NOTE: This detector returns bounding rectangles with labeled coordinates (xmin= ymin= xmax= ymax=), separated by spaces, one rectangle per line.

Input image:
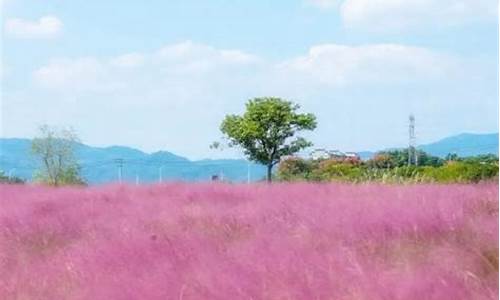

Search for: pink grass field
xmin=0 ymin=183 xmax=498 ymax=300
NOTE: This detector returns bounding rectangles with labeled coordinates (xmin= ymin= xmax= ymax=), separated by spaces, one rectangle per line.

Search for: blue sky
xmin=1 ymin=0 xmax=498 ymax=159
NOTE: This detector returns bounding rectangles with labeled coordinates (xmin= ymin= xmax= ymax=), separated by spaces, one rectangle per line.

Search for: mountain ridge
xmin=0 ymin=138 xmax=267 ymax=183
xmin=357 ymin=132 xmax=498 ymax=160
xmin=1 ymin=132 xmax=497 ymax=183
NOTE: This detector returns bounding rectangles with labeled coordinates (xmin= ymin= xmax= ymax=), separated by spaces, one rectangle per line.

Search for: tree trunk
xmin=267 ymin=164 xmax=273 ymax=183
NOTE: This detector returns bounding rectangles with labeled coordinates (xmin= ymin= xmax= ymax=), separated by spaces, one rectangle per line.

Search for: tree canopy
xmin=367 ymin=149 xmax=444 ymax=168
xmin=220 ymin=97 xmax=317 ymax=182
xmin=31 ymin=125 xmax=85 ymax=186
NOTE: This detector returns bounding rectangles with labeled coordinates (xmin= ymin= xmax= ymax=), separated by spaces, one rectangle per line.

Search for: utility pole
xmin=114 ymin=158 xmax=124 ymax=183
xmin=408 ymin=115 xmax=418 ymax=166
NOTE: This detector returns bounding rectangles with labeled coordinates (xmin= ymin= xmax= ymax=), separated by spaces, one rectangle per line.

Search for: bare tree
xmin=31 ymin=125 xmax=85 ymax=186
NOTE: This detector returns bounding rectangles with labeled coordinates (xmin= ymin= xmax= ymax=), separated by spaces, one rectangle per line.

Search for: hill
xmin=1 ymin=132 xmax=497 ymax=183
xmin=358 ymin=132 xmax=498 ymax=160
xmin=0 ymin=138 xmax=266 ymax=183
xmin=419 ymin=133 xmax=498 ymax=158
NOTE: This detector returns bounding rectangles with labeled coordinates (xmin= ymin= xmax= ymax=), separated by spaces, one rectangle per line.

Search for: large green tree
xmin=31 ymin=125 xmax=85 ymax=186
xmin=220 ymin=97 xmax=317 ymax=182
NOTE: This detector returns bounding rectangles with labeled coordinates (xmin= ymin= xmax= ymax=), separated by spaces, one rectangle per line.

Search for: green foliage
xmin=33 ymin=165 xmax=86 ymax=186
xmin=366 ymin=153 xmax=394 ymax=169
xmin=420 ymin=161 xmax=499 ymax=183
xmin=460 ymin=154 xmax=499 ymax=164
xmin=220 ymin=97 xmax=317 ymax=181
xmin=277 ymin=157 xmax=314 ymax=181
xmin=277 ymin=154 xmax=498 ymax=184
xmin=310 ymin=159 xmax=363 ymax=182
xmin=31 ymin=125 xmax=86 ymax=186
xmin=367 ymin=149 xmax=444 ymax=168
xmin=445 ymin=153 xmax=499 ymax=164
xmin=417 ymin=152 xmax=445 ymax=167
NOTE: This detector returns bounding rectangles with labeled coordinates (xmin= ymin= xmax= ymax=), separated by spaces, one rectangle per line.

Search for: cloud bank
xmin=33 ymin=41 xmax=454 ymax=92
xmin=19 ymin=41 xmax=481 ymax=158
xmin=307 ymin=0 xmax=497 ymax=31
xmin=5 ymin=15 xmax=63 ymax=39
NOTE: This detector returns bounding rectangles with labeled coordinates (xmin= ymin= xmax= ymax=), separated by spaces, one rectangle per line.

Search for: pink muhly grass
xmin=0 ymin=182 xmax=497 ymax=299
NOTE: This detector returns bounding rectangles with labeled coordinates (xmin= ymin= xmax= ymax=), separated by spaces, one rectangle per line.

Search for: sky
xmin=1 ymin=0 xmax=498 ymax=159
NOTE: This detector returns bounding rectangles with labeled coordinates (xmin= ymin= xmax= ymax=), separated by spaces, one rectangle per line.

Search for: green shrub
xmin=277 ymin=155 xmax=498 ymax=184
xmin=277 ymin=158 xmax=314 ymax=181
xmin=422 ymin=161 xmax=499 ymax=183
xmin=310 ymin=160 xmax=364 ymax=182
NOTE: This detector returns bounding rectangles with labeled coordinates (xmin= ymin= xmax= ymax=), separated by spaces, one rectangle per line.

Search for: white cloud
xmin=156 ymin=41 xmax=260 ymax=74
xmin=33 ymin=58 xmax=113 ymax=92
xmin=33 ymin=41 xmax=262 ymax=93
xmin=109 ymin=53 xmax=145 ymax=68
xmin=26 ymin=42 xmax=266 ymax=156
xmin=5 ymin=15 xmax=63 ymax=39
xmin=33 ymin=41 xmax=454 ymax=95
xmin=340 ymin=0 xmax=497 ymax=31
xmin=25 ymin=41 xmax=481 ymax=158
xmin=307 ymin=0 xmax=340 ymax=9
xmin=278 ymin=44 xmax=455 ymax=86
xmin=306 ymin=0 xmax=497 ymax=31
xmin=0 ymin=0 xmax=12 ymax=14
xmin=32 ymin=41 xmax=457 ymax=96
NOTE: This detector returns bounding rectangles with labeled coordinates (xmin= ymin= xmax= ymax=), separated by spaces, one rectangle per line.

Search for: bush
xmin=277 ymin=155 xmax=498 ymax=184
xmin=422 ymin=161 xmax=499 ymax=183
xmin=33 ymin=166 xmax=86 ymax=186
xmin=310 ymin=159 xmax=364 ymax=182
xmin=366 ymin=149 xmax=444 ymax=169
xmin=276 ymin=157 xmax=314 ymax=181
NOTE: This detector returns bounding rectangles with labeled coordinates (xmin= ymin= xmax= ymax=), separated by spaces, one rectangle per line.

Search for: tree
xmin=367 ymin=149 xmax=444 ymax=168
xmin=220 ymin=97 xmax=317 ymax=182
xmin=277 ymin=157 xmax=314 ymax=181
xmin=31 ymin=125 xmax=85 ymax=186
xmin=445 ymin=153 xmax=459 ymax=161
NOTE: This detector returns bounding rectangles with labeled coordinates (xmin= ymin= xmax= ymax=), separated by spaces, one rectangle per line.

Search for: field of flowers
xmin=0 ymin=182 xmax=498 ymax=299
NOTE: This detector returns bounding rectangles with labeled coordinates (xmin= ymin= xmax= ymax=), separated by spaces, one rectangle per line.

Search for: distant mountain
xmin=1 ymin=133 xmax=497 ymax=184
xmin=419 ymin=133 xmax=498 ymax=158
xmin=357 ymin=133 xmax=498 ymax=160
xmin=0 ymin=138 xmax=267 ymax=184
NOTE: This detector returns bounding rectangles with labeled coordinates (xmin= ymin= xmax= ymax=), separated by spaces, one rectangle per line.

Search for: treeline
xmin=277 ymin=150 xmax=499 ymax=184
